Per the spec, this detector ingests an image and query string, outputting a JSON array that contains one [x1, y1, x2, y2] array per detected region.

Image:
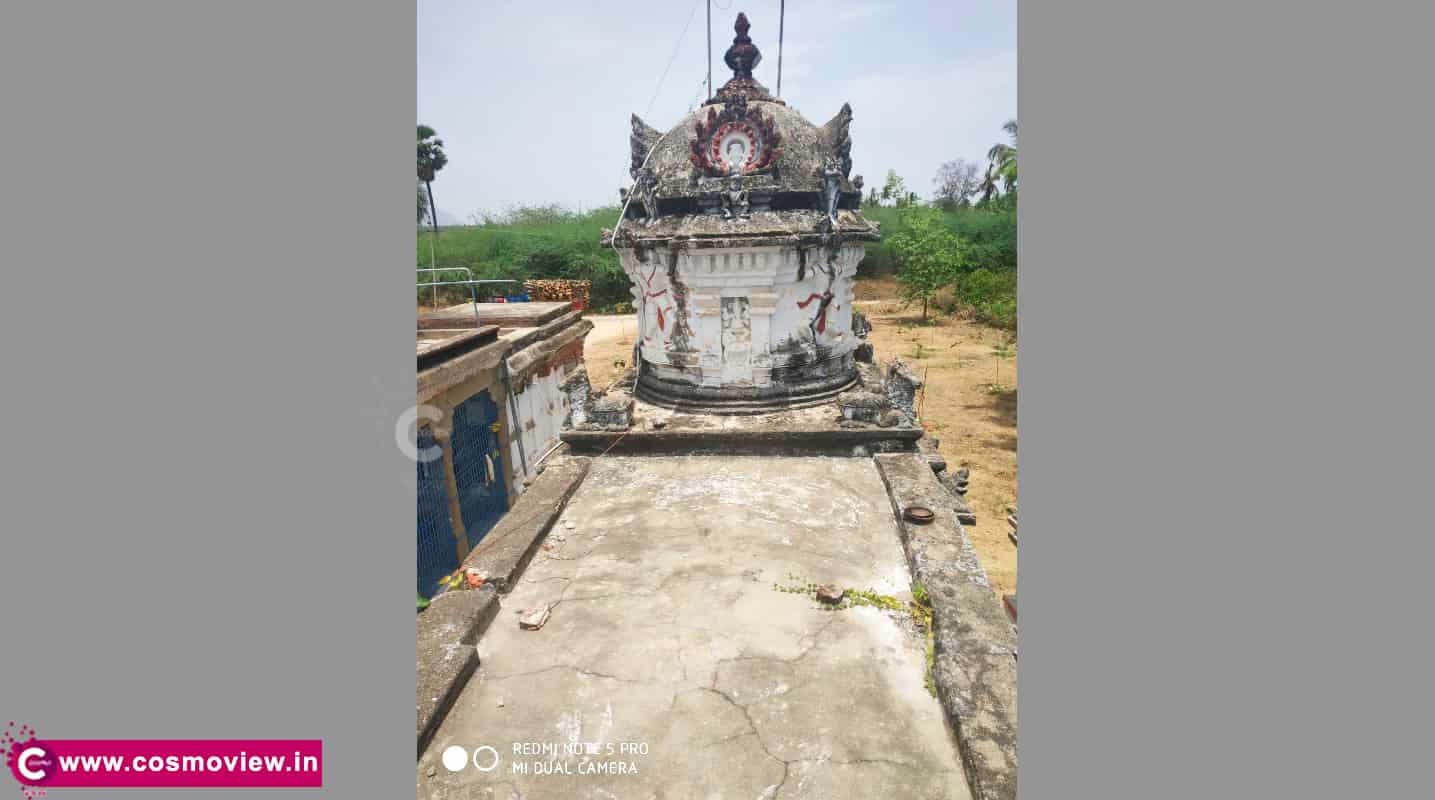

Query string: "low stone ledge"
[[418, 301, 572, 330], [458, 457, 591, 593], [931, 650, 1018, 799], [504, 318, 593, 385], [874, 452, 1017, 800], [561, 426, 920, 456], [416, 586, 500, 757]]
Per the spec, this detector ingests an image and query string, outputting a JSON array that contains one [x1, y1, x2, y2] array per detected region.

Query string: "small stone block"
[[519, 604, 551, 630]]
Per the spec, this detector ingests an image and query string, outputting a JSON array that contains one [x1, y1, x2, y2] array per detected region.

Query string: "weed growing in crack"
[[772, 577, 940, 697], [911, 582, 937, 697]]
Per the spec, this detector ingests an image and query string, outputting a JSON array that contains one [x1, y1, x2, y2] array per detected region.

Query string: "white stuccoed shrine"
[[604, 12, 881, 412]]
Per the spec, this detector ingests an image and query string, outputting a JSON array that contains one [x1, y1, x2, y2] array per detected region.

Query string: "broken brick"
[[816, 585, 845, 604], [519, 605, 551, 630]]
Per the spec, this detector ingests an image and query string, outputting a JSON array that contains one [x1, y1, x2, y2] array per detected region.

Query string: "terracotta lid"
[[903, 506, 935, 525]]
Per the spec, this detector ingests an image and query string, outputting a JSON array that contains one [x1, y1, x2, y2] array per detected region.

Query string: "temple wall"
[[619, 243, 864, 388], [506, 358, 579, 486]]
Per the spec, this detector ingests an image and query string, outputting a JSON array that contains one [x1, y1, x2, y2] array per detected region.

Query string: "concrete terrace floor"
[[418, 455, 969, 800]]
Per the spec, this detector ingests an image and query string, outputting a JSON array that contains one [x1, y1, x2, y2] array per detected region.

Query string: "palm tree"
[[977, 164, 1001, 207], [987, 119, 1017, 193], [417, 125, 448, 233]]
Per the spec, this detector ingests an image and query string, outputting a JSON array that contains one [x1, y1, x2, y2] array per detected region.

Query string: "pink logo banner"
[[7, 739, 322, 789]]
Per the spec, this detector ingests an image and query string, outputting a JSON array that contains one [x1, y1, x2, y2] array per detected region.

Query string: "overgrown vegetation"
[[859, 204, 1016, 328], [415, 205, 631, 311]]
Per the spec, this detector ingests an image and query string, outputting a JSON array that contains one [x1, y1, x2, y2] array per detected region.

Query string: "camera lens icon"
[[441, 746, 467, 772], [440, 745, 499, 772]]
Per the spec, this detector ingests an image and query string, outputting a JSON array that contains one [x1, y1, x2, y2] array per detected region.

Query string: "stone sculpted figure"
[[820, 155, 843, 223], [725, 139, 748, 171], [722, 170, 750, 220], [634, 167, 660, 225]]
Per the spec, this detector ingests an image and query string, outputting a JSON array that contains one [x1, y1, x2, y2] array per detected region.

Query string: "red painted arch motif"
[[689, 102, 783, 176]]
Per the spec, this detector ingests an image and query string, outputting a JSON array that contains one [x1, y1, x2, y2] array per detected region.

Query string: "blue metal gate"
[[416, 427, 458, 598], [451, 390, 509, 549]]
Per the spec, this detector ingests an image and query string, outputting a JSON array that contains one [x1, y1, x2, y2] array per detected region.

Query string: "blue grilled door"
[[416, 427, 458, 598], [450, 390, 509, 549]]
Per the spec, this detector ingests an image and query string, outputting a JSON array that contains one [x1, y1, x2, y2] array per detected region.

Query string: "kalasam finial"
[[724, 13, 762, 79]]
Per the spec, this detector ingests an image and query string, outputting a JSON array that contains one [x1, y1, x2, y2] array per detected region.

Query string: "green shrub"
[[954, 268, 1017, 329], [888, 206, 971, 319], [859, 202, 1015, 329]]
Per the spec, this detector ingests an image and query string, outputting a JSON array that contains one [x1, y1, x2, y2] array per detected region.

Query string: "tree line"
[[866, 120, 1017, 328]]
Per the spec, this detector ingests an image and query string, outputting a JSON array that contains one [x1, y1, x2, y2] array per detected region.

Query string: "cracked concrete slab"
[[418, 455, 969, 800]]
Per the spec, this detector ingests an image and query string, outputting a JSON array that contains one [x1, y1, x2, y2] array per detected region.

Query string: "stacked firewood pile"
[[523, 279, 591, 307]]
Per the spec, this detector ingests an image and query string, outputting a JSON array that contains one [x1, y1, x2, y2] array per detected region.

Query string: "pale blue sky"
[[417, 0, 1015, 222]]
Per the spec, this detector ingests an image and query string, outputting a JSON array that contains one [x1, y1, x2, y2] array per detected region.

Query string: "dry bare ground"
[[582, 314, 640, 389], [581, 279, 1017, 600], [856, 295, 1017, 601]]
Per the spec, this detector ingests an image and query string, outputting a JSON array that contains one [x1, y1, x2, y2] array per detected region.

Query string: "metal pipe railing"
[[417, 267, 480, 328], [415, 268, 520, 328]]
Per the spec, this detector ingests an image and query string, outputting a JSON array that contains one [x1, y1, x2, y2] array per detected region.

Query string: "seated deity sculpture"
[[722, 171, 750, 220]]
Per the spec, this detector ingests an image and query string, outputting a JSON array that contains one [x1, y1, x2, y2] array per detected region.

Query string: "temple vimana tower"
[[605, 12, 880, 412]]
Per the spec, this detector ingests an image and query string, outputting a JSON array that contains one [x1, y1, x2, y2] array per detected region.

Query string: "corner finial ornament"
[[629, 114, 662, 179]]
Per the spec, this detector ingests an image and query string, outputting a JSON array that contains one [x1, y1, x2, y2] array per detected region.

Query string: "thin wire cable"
[[777, 0, 785, 98], [617, 0, 709, 394], [705, 0, 712, 101], [645, 0, 704, 119], [688, 77, 706, 112]]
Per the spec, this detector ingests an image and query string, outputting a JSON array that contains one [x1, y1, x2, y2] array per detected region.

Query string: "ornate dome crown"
[[620, 13, 869, 226]]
